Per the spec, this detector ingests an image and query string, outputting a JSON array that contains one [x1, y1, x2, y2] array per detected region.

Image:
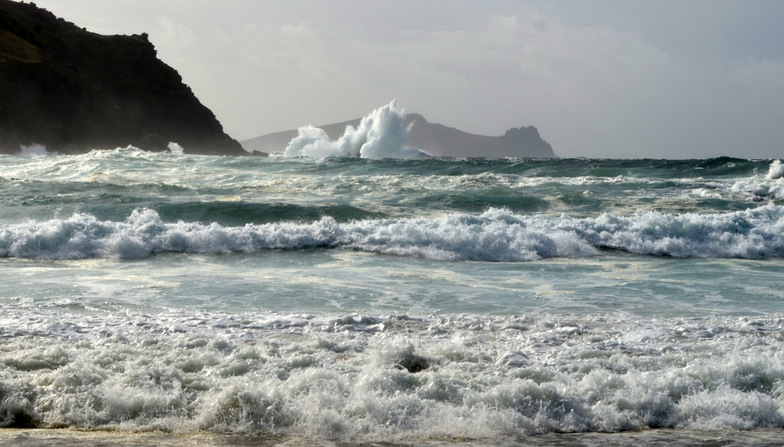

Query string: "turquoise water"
[[1, 149, 783, 443]]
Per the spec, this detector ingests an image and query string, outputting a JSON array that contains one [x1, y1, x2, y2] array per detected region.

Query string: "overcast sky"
[[34, 0, 784, 158]]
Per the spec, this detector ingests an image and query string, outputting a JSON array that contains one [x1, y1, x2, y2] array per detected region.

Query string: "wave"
[[2, 311, 784, 436], [729, 159, 784, 200], [2, 204, 783, 260], [167, 141, 185, 155], [767, 159, 784, 180], [283, 101, 429, 159]]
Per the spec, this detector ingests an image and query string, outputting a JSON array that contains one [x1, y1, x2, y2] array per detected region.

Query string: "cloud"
[[155, 16, 196, 46], [27, 0, 784, 158], [342, 8, 679, 156], [139, 4, 783, 158]]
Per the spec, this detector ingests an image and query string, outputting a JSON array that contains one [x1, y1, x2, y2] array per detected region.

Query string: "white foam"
[[2, 311, 784, 437], [167, 141, 185, 155], [728, 160, 784, 200], [1, 205, 783, 261], [283, 101, 429, 159], [767, 160, 784, 180]]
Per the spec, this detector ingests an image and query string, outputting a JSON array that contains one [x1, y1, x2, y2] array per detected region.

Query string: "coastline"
[[2, 428, 784, 447]]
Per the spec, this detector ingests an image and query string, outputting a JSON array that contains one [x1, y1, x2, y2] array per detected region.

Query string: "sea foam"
[[1, 205, 783, 260], [729, 159, 784, 200], [1, 311, 784, 437]]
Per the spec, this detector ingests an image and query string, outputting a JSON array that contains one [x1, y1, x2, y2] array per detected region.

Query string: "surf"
[[283, 101, 430, 159], [2, 204, 783, 261]]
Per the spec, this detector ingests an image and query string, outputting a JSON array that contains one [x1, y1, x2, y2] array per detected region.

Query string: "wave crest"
[[767, 159, 784, 180], [283, 101, 428, 159], [2, 205, 783, 261]]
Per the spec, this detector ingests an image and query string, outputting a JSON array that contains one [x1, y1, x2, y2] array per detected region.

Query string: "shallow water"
[[1, 150, 783, 442]]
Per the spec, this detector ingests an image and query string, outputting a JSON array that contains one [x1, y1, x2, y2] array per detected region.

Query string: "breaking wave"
[[167, 141, 185, 155], [283, 101, 428, 159], [2, 311, 784, 436], [727, 159, 784, 200], [2, 204, 783, 260], [767, 159, 784, 180]]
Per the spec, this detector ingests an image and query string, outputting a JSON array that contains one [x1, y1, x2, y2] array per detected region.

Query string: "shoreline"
[[2, 428, 784, 447]]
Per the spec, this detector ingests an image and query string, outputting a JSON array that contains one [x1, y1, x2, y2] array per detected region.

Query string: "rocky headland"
[[0, 0, 245, 155]]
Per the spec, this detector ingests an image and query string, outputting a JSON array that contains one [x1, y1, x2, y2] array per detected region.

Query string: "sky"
[[33, 0, 784, 159]]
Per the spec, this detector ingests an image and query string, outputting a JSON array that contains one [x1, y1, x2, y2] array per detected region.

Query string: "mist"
[[30, 0, 784, 159]]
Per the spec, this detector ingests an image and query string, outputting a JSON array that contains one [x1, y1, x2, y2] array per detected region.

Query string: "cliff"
[[242, 113, 556, 159], [0, 0, 245, 155]]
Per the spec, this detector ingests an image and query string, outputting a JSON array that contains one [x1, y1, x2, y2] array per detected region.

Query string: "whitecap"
[[2, 205, 783, 260], [766, 159, 784, 180], [283, 101, 429, 159]]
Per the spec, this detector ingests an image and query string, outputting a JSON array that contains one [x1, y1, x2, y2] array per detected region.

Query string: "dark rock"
[[249, 150, 269, 157], [0, 0, 246, 155], [394, 353, 430, 373], [242, 113, 557, 158], [3, 408, 40, 428]]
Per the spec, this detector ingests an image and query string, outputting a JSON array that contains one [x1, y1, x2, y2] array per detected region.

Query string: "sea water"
[[1, 148, 784, 445]]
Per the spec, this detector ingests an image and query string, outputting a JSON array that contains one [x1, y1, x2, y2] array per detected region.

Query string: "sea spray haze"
[[1, 134, 784, 444]]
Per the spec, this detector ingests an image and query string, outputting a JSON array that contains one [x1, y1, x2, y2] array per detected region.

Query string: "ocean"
[[1, 147, 784, 446]]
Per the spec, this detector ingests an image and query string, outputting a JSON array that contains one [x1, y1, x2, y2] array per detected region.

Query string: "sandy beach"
[[2, 428, 784, 447]]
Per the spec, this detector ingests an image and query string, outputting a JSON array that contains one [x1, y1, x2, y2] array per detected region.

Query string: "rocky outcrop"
[[242, 113, 556, 159], [0, 0, 245, 155]]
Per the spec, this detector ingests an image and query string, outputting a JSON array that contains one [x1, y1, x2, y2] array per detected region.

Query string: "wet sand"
[[1, 428, 783, 447]]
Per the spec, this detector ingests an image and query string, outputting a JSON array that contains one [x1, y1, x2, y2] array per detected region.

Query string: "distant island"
[[243, 114, 557, 158], [0, 0, 245, 155]]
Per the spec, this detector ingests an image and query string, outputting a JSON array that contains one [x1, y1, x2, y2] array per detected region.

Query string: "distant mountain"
[[242, 114, 557, 158], [0, 0, 245, 155]]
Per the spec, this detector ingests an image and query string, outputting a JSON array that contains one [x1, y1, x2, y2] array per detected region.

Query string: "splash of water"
[[767, 159, 784, 180], [167, 142, 184, 155], [283, 101, 429, 159], [18, 143, 51, 157]]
